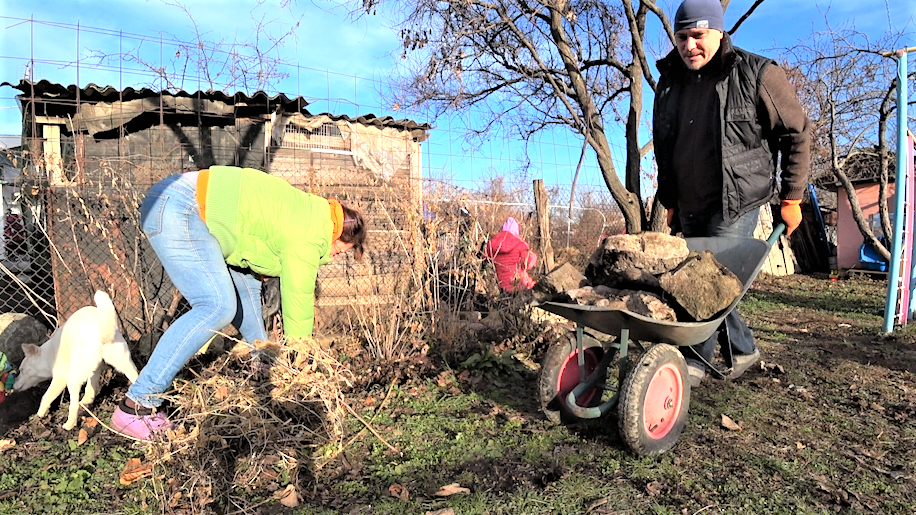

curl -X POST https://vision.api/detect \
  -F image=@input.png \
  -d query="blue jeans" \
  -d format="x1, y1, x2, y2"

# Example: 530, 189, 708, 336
678, 209, 759, 366
128, 174, 267, 408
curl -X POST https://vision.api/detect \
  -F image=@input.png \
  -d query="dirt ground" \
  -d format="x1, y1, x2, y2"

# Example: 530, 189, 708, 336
2, 272, 915, 513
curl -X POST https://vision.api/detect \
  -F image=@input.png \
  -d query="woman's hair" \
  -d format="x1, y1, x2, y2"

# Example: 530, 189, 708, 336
340, 204, 367, 261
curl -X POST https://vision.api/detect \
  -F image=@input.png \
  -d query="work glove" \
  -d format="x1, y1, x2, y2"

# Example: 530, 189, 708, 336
666, 208, 675, 227
781, 199, 802, 236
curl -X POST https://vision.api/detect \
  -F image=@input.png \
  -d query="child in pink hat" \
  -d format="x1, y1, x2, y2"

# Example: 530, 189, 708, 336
484, 217, 538, 291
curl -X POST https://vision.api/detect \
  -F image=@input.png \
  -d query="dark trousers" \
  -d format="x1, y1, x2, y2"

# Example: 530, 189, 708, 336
677, 209, 759, 364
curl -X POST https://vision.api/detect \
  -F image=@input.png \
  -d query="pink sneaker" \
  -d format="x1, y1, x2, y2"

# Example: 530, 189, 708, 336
111, 404, 173, 440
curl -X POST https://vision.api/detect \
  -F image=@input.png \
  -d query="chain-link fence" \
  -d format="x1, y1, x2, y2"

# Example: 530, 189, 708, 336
0, 166, 56, 329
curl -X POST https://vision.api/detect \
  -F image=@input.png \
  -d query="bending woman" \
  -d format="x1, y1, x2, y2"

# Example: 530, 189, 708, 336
112, 166, 366, 440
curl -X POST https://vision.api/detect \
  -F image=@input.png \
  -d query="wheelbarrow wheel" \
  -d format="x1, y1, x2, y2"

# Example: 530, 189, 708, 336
538, 332, 614, 424
618, 343, 690, 456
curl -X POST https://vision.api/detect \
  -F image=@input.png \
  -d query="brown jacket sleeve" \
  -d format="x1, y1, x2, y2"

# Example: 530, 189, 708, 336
759, 65, 812, 201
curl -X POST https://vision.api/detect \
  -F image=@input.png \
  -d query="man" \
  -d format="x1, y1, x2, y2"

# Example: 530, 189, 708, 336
654, 0, 811, 387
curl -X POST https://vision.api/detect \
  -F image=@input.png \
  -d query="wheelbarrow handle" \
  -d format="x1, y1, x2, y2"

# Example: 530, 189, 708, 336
766, 223, 787, 246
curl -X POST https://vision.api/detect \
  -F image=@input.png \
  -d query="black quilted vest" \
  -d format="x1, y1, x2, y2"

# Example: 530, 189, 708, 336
655, 46, 778, 224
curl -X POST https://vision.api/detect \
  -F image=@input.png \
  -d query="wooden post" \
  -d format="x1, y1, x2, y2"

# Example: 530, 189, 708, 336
42, 124, 63, 184
533, 179, 555, 272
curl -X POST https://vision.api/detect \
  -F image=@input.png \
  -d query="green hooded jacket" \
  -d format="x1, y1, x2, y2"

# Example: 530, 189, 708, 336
203, 166, 332, 338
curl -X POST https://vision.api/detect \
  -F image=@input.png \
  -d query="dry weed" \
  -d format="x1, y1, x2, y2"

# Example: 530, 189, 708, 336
142, 337, 352, 513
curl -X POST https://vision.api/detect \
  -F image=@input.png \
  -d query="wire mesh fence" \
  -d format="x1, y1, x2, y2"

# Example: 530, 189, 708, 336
1, 130, 625, 340
0, 16, 637, 339
0, 103, 427, 339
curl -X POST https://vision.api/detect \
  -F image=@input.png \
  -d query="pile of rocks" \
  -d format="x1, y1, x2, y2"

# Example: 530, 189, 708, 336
535, 232, 742, 322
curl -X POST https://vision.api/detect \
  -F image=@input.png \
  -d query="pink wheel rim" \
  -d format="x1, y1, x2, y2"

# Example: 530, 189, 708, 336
557, 348, 599, 407
643, 363, 684, 439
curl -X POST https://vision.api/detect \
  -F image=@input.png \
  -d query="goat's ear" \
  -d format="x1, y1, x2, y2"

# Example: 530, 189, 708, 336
21, 343, 40, 356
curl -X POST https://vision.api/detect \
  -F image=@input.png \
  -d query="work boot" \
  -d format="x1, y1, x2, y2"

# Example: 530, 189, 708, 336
686, 359, 706, 388
728, 348, 761, 380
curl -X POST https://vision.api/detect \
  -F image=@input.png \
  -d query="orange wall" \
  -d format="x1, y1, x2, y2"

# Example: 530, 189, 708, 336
836, 183, 895, 270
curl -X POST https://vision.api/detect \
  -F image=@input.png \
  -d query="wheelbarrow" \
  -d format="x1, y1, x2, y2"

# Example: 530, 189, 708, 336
535, 224, 786, 456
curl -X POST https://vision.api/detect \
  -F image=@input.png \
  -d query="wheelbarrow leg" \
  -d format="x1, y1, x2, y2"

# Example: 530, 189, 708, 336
618, 327, 630, 378
574, 324, 630, 382
576, 325, 586, 383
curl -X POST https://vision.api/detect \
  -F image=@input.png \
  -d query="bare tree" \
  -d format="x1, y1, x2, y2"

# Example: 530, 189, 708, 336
781, 22, 915, 261
87, 0, 303, 93
353, 1, 762, 234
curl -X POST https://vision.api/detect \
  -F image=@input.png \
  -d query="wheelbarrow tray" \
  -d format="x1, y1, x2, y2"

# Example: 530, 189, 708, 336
537, 234, 774, 347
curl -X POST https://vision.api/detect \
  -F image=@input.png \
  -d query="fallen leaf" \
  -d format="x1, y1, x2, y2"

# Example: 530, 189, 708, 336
77, 428, 88, 446
195, 485, 214, 507
83, 417, 98, 428
863, 449, 888, 460
388, 483, 409, 501
425, 509, 455, 515
434, 483, 470, 496
586, 497, 608, 511
795, 441, 806, 450
276, 484, 299, 508
215, 384, 229, 400
0, 439, 15, 452
645, 481, 662, 496
119, 458, 153, 485
721, 414, 742, 431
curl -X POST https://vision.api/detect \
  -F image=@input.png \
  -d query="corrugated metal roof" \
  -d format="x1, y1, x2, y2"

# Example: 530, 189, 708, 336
1, 79, 432, 138
2, 79, 310, 112
318, 113, 430, 133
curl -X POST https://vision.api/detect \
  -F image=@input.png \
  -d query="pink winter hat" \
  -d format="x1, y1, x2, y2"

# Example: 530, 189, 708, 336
501, 217, 520, 236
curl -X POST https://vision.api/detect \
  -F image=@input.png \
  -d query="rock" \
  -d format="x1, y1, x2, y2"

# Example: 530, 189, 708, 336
554, 285, 677, 321
535, 262, 588, 301
586, 232, 690, 285
594, 266, 662, 292
0, 313, 50, 365
563, 286, 607, 305
659, 250, 742, 321
625, 291, 678, 322
481, 311, 505, 332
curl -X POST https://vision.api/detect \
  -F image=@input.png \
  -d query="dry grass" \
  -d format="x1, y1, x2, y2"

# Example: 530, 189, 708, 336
140, 337, 352, 513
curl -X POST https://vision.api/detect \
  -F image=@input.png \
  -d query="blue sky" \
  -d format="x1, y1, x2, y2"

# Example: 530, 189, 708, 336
0, 0, 913, 196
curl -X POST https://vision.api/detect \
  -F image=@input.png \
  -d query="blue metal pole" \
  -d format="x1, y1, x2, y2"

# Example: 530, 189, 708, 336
884, 49, 909, 333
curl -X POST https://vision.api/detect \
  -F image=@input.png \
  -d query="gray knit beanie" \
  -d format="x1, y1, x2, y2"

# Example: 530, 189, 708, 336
674, 0, 724, 32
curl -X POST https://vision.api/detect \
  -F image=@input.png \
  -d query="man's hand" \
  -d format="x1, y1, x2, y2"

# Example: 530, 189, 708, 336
781, 199, 802, 236
666, 208, 675, 227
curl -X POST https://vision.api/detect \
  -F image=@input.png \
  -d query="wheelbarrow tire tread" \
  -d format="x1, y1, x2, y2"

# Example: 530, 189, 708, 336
538, 333, 608, 424
618, 343, 690, 456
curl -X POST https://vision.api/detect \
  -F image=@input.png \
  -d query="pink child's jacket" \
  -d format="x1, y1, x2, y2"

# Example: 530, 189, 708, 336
484, 230, 537, 292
